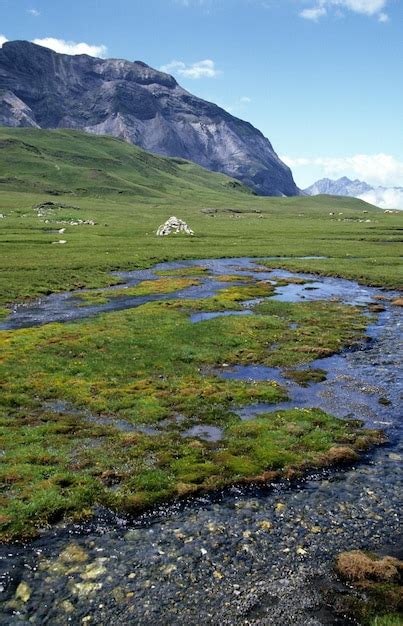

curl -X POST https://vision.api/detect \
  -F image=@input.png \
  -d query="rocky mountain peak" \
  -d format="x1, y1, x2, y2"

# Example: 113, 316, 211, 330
0, 40, 299, 196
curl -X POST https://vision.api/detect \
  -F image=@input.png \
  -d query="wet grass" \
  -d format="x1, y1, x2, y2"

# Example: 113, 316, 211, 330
74, 277, 200, 306
0, 292, 380, 541
155, 267, 211, 277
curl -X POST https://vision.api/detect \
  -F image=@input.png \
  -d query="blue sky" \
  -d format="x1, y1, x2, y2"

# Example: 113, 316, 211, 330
1, 0, 402, 189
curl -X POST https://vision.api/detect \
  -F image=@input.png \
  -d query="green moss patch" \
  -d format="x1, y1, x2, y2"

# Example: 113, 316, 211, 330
0, 287, 380, 541
75, 277, 200, 306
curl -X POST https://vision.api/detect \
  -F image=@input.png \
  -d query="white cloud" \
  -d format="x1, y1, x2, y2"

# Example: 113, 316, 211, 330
358, 188, 403, 210
300, 6, 327, 19
32, 37, 107, 57
0, 34, 8, 47
27, 8, 40, 17
224, 96, 252, 113
160, 59, 220, 79
282, 153, 403, 187
299, 0, 389, 21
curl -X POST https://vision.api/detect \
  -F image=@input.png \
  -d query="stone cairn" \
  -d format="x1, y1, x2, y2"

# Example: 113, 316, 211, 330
156, 216, 194, 236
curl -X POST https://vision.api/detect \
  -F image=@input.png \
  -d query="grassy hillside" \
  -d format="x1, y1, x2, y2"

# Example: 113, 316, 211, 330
0, 127, 402, 305
0, 127, 253, 198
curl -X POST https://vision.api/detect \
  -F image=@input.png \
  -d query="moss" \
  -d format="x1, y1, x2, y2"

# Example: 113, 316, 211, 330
155, 267, 210, 277
284, 368, 327, 386
215, 274, 253, 282
75, 277, 200, 306
0, 275, 383, 541
0, 306, 11, 320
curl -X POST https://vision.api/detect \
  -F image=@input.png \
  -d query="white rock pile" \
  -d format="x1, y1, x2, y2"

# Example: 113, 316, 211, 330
156, 216, 194, 236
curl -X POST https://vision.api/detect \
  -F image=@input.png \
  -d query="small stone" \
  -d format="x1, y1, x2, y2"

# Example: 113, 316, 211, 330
213, 570, 224, 580
259, 520, 272, 531
297, 547, 308, 556
15, 581, 31, 603
389, 453, 401, 461
275, 502, 286, 512
161, 564, 177, 575
112, 586, 125, 603
310, 526, 322, 534
72, 582, 102, 597
59, 543, 89, 564
61, 600, 75, 613
81, 561, 107, 580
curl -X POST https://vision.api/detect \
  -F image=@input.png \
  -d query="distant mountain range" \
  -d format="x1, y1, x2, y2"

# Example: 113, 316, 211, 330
304, 177, 403, 210
0, 40, 299, 197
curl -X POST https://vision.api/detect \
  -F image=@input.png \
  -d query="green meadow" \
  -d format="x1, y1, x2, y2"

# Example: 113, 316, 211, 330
0, 128, 401, 540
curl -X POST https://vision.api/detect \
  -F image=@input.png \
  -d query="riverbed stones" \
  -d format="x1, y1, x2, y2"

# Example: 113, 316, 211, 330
59, 542, 89, 564
15, 581, 31, 603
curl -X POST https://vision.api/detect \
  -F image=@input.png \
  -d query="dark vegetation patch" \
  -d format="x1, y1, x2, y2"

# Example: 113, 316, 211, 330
331, 550, 403, 625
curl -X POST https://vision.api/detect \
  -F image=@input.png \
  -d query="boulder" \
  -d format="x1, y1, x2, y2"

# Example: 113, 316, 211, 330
156, 217, 194, 236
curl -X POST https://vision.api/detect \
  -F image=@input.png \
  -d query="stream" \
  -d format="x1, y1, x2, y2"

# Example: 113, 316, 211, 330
0, 258, 402, 625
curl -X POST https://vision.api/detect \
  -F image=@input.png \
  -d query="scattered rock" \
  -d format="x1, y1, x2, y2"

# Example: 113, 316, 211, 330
72, 582, 103, 598
15, 581, 31, 603
80, 560, 107, 580
59, 542, 89, 564
391, 298, 403, 307
156, 216, 194, 236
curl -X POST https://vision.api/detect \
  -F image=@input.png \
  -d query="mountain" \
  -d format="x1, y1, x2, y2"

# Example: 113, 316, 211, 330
0, 40, 299, 197
304, 177, 373, 196
0, 127, 256, 198
304, 176, 403, 211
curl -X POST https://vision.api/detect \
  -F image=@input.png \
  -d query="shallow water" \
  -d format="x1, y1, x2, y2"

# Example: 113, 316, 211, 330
0, 258, 402, 625
1, 256, 393, 331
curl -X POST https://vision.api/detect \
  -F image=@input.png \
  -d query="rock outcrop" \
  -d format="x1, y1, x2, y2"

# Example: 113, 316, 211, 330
0, 40, 299, 197
156, 217, 194, 236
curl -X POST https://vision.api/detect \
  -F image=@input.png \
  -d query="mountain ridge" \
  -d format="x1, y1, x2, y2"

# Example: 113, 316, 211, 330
0, 40, 299, 197
304, 176, 403, 210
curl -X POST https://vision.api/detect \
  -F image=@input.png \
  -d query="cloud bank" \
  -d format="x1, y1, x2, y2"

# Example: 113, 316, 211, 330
282, 153, 403, 187
160, 59, 220, 79
31, 38, 107, 57
300, 0, 389, 21
358, 188, 403, 211
0, 35, 107, 57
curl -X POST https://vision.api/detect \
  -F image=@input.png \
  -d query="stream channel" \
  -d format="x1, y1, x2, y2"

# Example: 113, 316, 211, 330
0, 257, 402, 625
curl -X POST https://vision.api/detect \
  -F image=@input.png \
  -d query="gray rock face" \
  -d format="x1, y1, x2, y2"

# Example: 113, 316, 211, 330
0, 40, 299, 196
304, 177, 373, 196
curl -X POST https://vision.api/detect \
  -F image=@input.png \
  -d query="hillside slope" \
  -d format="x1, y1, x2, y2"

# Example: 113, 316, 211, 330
0, 127, 254, 198
0, 40, 298, 197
